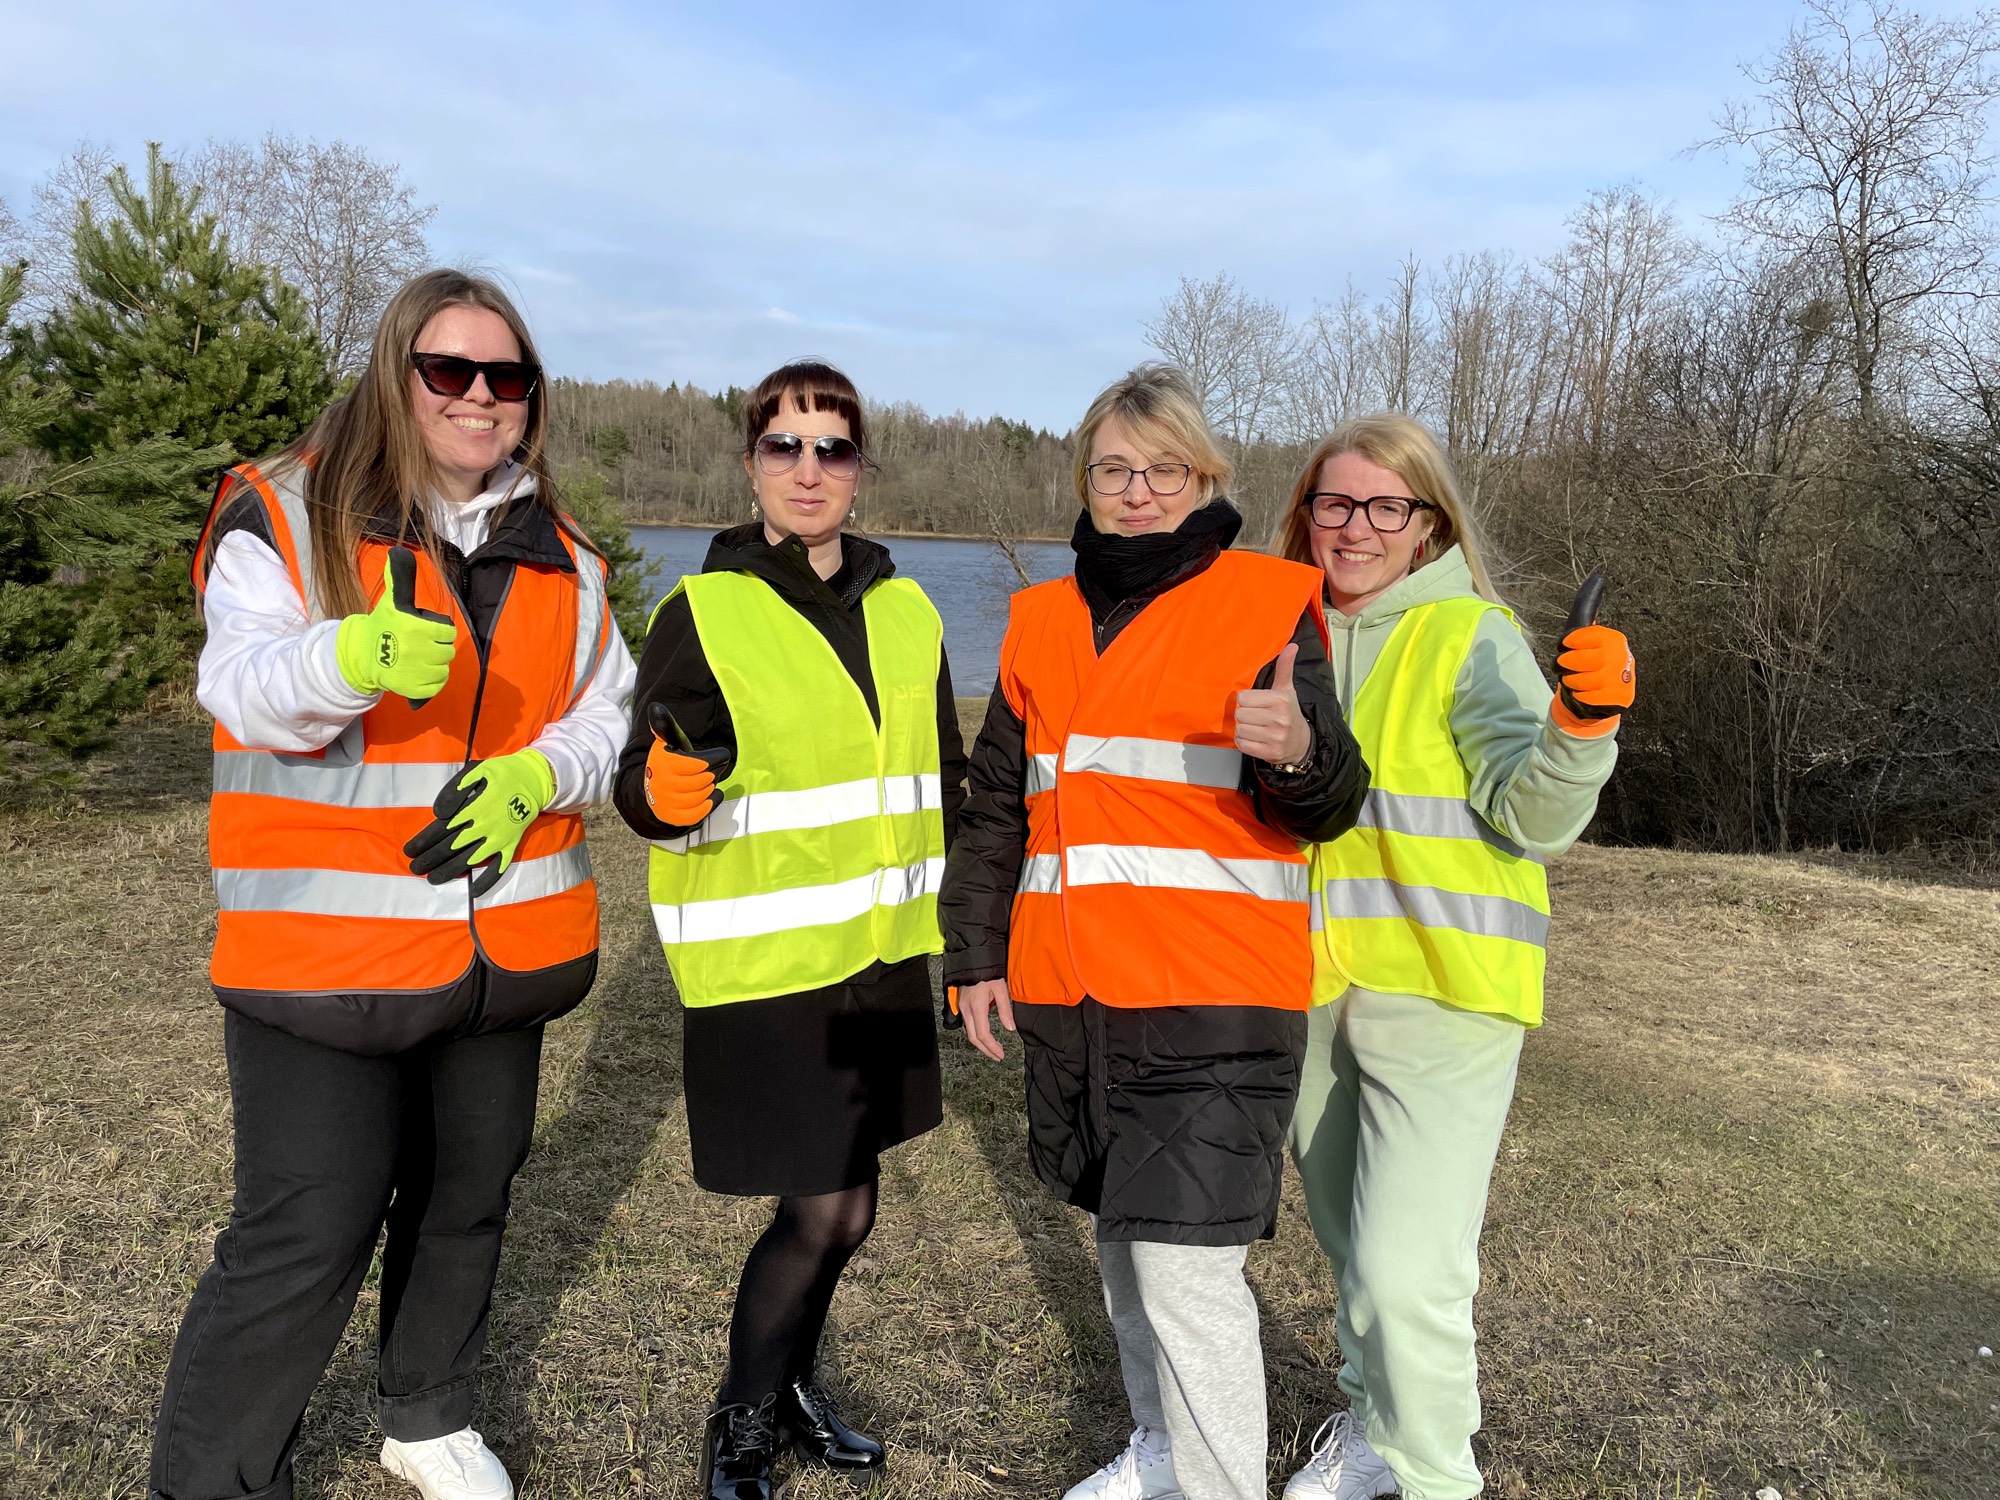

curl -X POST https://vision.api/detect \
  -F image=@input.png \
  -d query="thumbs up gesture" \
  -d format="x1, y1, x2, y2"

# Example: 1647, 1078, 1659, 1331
1235, 642, 1312, 767
333, 547, 458, 704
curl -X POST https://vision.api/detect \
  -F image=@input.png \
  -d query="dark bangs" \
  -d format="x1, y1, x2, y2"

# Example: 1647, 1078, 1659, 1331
741, 359, 869, 461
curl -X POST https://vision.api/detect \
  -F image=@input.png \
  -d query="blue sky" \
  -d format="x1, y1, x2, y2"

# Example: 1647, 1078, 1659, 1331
2, 0, 1982, 428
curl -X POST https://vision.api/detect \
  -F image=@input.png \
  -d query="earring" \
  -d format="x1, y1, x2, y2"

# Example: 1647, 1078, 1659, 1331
749, 491, 760, 519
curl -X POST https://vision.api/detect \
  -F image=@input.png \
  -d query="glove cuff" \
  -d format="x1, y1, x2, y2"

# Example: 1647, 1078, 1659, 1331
516, 747, 558, 807
333, 614, 380, 695
1551, 692, 1621, 739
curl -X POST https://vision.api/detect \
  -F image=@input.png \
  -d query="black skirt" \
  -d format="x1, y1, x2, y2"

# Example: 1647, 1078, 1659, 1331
681, 955, 943, 1197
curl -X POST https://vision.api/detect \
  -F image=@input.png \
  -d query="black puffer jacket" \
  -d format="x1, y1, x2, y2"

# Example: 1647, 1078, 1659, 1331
939, 503, 1370, 1244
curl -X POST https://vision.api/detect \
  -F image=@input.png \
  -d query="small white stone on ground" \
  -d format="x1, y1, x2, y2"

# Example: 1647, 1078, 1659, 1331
1979, 1345, 1993, 1357
1756, 1488, 1783, 1500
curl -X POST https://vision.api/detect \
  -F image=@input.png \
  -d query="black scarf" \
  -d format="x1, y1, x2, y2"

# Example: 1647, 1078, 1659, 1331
1071, 499, 1244, 613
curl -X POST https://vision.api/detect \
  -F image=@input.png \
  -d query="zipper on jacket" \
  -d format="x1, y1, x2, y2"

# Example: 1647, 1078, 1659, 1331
448, 564, 516, 975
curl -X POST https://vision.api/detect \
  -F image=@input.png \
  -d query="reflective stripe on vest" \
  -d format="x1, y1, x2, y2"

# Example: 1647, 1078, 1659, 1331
1001, 552, 1326, 1010
652, 855, 944, 945
1067, 843, 1309, 903
647, 569, 947, 1007
1308, 597, 1551, 1024
215, 843, 593, 920
1311, 877, 1551, 945
652, 773, 944, 853
197, 462, 606, 996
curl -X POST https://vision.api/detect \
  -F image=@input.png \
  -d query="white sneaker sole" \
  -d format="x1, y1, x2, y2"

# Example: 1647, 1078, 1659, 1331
380, 1442, 516, 1500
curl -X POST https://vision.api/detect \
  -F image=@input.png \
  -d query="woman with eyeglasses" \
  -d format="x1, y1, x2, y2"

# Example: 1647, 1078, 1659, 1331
613, 359, 966, 1500
1268, 414, 1631, 1500
942, 365, 1368, 1500
155, 269, 635, 1500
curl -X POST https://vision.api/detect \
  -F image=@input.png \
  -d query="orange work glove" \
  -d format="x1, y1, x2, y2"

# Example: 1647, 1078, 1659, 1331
1552, 623, 1635, 736
644, 702, 725, 825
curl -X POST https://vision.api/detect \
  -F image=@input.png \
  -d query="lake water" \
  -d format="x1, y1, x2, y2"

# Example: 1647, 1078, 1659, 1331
631, 526, 1075, 696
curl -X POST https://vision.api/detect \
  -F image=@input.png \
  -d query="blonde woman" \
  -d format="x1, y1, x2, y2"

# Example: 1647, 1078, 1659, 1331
156, 269, 634, 1500
1270, 414, 1633, 1500
943, 365, 1368, 1500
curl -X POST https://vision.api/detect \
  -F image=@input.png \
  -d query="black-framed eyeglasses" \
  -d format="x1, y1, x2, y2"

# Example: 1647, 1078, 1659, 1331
1085, 461, 1193, 497
1304, 492, 1435, 532
410, 352, 542, 403
753, 432, 864, 479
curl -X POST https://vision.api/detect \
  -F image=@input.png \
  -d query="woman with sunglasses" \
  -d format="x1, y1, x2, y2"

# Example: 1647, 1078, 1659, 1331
1268, 414, 1631, 1500
154, 268, 634, 1500
614, 359, 966, 1500
942, 365, 1369, 1500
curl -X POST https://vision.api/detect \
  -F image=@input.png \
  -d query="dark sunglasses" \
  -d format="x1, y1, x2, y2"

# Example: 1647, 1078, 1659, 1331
411, 351, 542, 403
753, 432, 864, 479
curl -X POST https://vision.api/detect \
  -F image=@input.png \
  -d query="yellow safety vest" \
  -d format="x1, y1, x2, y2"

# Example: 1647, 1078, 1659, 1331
1310, 598, 1551, 1025
646, 570, 947, 1007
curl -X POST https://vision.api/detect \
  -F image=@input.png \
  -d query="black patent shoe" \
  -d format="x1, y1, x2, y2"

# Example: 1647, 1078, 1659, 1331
700, 1395, 779, 1500
777, 1375, 887, 1475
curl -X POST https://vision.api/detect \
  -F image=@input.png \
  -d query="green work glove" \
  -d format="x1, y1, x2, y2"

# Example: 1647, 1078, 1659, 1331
335, 547, 457, 704
403, 748, 557, 893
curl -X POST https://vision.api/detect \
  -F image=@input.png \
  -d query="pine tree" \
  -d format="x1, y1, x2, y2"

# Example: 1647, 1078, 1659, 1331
25, 143, 330, 498
1, 145, 332, 763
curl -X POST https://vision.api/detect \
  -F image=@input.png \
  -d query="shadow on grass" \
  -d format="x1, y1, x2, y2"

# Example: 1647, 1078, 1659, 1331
485, 930, 686, 1473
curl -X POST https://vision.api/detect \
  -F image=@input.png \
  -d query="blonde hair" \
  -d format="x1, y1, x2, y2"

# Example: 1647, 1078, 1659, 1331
1072, 363, 1233, 509
212, 269, 576, 620
1270, 412, 1506, 604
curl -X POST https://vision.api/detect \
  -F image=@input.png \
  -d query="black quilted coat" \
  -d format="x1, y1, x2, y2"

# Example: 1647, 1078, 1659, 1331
938, 504, 1369, 1245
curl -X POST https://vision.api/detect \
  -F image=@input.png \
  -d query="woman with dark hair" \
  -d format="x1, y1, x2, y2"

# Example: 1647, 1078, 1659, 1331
154, 269, 635, 1500
614, 359, 966, 1499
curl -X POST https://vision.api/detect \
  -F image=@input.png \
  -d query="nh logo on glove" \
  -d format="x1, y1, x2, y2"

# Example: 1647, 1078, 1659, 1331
508, 795, 533, 823
377, 632, 398, 668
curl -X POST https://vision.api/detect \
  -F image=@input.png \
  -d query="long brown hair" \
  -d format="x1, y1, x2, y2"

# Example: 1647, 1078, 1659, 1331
235, 269, 564, 619
1269, 412, 1507, 605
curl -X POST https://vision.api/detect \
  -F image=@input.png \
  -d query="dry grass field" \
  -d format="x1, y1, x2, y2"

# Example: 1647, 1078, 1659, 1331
2, 702, 1997, 1500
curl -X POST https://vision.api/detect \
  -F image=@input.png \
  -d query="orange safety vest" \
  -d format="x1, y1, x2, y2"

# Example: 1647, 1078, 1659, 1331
999, 550, 1327, 1010
195, 461, 612, 997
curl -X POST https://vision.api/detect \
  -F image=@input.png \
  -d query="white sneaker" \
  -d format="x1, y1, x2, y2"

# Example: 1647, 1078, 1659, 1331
380, 1428, 515, 1500
1283, 1411, 1398, 1499
1063, 1425, 1184, 1500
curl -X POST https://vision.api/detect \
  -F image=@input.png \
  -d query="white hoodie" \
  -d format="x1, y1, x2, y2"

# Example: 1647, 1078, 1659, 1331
195, 464, 637, 812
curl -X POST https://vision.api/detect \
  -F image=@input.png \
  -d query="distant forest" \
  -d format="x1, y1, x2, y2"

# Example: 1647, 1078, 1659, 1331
545, 379, 1080, 541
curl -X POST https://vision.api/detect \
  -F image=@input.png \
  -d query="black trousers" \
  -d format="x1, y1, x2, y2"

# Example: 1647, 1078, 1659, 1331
150, 1010, 543, 1500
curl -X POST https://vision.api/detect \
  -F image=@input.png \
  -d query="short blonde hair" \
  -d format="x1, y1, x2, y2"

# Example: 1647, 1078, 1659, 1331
1270, 412, 1506, 604
1072, 363, 1233, 509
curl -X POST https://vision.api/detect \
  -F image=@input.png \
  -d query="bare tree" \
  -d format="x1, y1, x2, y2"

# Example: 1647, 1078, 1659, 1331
1540, 187, 1696, 453
1430, 252, 1543, 502
188, 134, 435, 375
1709, 0, 2000, 419
1372, 254, 1427, 414
1291, 282, 1379, 438
1143, 273, 1299, 445
13, 141, 120, 312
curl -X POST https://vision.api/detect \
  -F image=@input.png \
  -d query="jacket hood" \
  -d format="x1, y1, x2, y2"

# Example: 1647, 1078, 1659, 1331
701, 522, 895, 609
1335, 545, 1483, 628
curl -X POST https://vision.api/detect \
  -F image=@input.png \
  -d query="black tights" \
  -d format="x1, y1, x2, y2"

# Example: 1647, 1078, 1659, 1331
719, 1180, 878, 1403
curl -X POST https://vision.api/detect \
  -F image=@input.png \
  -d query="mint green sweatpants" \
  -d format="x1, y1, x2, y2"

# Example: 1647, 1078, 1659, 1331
1289, 987, 1525, 1500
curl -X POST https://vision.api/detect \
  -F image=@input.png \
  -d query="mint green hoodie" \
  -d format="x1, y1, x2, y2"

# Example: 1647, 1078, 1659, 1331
1325, 547, 1617, 857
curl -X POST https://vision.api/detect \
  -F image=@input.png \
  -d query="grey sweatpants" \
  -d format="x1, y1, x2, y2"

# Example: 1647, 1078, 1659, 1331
1097, 1230, 1267, 1500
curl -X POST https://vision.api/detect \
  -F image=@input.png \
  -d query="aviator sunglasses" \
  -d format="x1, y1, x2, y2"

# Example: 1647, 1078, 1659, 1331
411, 351, 543, 403
753, 431, 864, 479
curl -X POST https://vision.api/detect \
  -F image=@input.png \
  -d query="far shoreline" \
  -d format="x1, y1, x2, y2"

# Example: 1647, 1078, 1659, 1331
626, 519, 1070, 544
